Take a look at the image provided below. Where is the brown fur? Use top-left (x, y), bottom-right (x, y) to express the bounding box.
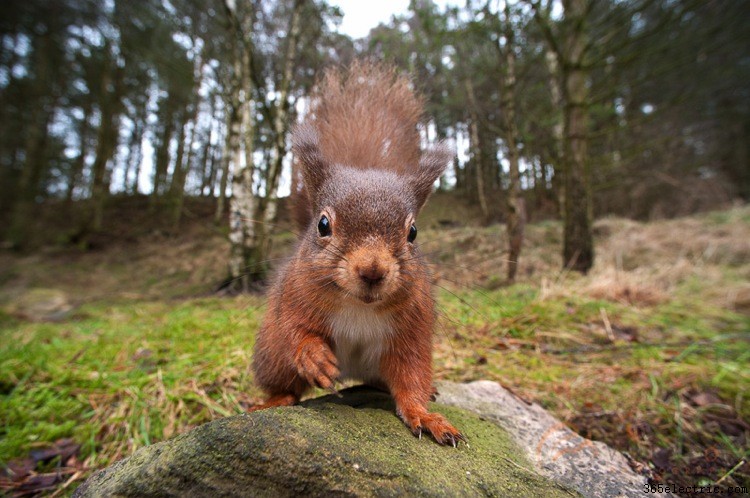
top-left (252, 62), bottom-right (461, 445)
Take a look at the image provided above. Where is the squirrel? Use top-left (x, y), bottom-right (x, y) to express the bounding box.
top-left (250, 62), bottom-right (463, 446)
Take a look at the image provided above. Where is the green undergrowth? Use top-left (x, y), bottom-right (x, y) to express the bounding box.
top-left (1, 285), bottom-right (747, 487)
top-left (0, 297), bottom-right (264, 470)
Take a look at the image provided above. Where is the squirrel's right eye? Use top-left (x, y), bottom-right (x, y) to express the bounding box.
top-left (408, 224), bottom-right (417, 243)
top-left (318, 215), bottom-right (332, 237)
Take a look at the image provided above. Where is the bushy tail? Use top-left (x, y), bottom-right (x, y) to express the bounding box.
top-left (310, 61), bottom-right (424, 172)
top-left (291, 62), bottom-right (426, 231)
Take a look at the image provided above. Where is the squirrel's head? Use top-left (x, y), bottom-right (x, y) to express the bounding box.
top-left (292, 124), bottom-right (452, 305)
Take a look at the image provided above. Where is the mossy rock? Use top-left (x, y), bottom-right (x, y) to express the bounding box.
top-left (75, 386), bottom-right (578, 497)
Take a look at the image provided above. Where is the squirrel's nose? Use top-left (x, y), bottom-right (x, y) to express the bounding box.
top-left (358, 265), bottom-right (387, 286)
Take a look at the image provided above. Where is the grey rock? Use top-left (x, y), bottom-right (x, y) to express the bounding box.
top-left (6, 288), bottom-right (73, 322)
top-left (75, 381), bottom-right (664, 498)
top-left (436, 380), bottom-right (668, 498)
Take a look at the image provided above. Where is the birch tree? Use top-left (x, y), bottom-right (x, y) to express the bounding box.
top-left (221, 0), bottom-right (307, 290)
top-left (248, 0), bottom-right (305, 280)
top-left (222, 0), bottom-right (256, 292)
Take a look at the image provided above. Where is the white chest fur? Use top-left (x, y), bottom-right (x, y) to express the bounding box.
top-left (328, 305), bottom-right (393, 382)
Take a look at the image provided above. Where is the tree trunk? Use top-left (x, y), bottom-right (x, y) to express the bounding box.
top-left (167, 115), bottom-right (189, 224)
top-left (173, 115), bottom-right (199, 227)
top-left (200, 99), bottom-right (218, 197)
top-left (561, 0), bottom-right (593, 273)
top-left (66, 102), bottom-right (91, 204)
top-left (89, 62), bottom-right (122, 232)
top-left (221, 0), bottom-right (256, 291)
top-left (228, 38), bottom-right (258, 288)
top-left (151, 96), bottom-right (177, 210)
top-left (498, 2), bottom-right (525, 283)
top-left (7, 112), bottom-right (51, 248)
top-left (454, 129), bottom-right (465, 192)
top-left (227, 96), bottom-right (254, 290)
top-left (130, 135), bottom-right (144, 195)
top-left (7, 33), bottom-right (53, 248)
top-left (532, 0), bottom-right (594, 273)
top-left (545, 50), bottom-right (565, 218)
top-left (214, 104), bottom-right (236, 223)
top-left (169, 45), bottom-right (205, 224)
top-left (465, 80), bottom-right (490, 222)
top-left (125, 102), bottom-right (148, 195)
top-left (124, 115), bottom-right (144, 195)
top-left (204, 135), bottom-right (219, 198)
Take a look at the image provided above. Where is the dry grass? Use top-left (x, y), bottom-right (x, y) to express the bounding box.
top-left (420, 206), bottom-right (750, 316)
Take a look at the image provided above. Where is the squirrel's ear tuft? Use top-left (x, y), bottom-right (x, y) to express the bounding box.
top-left (292, 123), bottom-right (328, 195)
top-left (412, 142), bottom-right (453, 209)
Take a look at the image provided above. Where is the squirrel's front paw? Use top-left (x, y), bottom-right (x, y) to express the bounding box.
top-left (294, 337), bottom-right (340, 390)
top-left (405, 411), bottom-right (465, 447)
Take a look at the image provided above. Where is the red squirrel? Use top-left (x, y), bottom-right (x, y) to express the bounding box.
top-left (250, 63), bottom-right (463, 446)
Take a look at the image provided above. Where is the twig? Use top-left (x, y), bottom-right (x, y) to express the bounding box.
top-left (50, 470), bottom-right (85, 498)
top-left (600, 307), bottom-right (614, 342)
top-left (715, 459), bottom-right (746, 486)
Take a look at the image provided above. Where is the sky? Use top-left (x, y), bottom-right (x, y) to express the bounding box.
top-left (328, 0), bottom-right (411, 38)
top-left (328, 0), bottom-right (461, 38)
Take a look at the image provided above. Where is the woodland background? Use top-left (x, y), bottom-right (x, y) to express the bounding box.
top-left (0, 0), bottom-right (748, 496)
top-left (1, 0), bottom-right (748, 280)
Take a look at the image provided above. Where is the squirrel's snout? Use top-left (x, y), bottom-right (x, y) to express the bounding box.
top-left (357, 265), bottom-right (388, 286)
top-left (346, 246), bottom-right (397, 301)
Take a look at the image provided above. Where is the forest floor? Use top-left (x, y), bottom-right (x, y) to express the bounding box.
top-left (0, 195), bottom-right (748, 497)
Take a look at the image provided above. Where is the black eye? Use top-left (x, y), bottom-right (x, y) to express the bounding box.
top-left (408, 224), bottom-right (417, 243)
top-left (318, 215), bottom-right (331, 237)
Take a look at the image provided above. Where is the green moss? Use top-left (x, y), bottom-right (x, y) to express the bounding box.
top-left (76, 388), bottom-right (578, 497)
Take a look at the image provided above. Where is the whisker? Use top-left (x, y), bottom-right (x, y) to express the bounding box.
top-left (393, 275), bottom-right (462, 364)
top-left (432, 282), bottom-right (494, 324)
top-left (433, 274), bottom-right (510, 316)
top-left (239, 216), bottom-right (301, 237)
top-left (238, 215), bottom-right (350, 264)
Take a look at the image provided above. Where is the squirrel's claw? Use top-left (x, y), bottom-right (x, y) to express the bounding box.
top-left (446, 432), bottom-right (467, 447)
top-left (405, 411), bottom-right (464, 447)
top-left (327, 382), bottom-right (343, 398)
top-left (411, 425), bottom-right (423, 439)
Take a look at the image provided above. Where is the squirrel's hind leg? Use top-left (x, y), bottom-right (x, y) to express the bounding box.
top-left (248, 372), bottom-right (308, 412)
top-left (247, 392), bottom-right (300, 412)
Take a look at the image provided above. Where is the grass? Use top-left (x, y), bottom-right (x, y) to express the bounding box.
top-left (0, 297), bottom-right (265, 467)
top-left (1, 201), bottom-right (749, 495)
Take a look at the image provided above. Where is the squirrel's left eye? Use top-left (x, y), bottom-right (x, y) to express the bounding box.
top-left (407, 224), bottom-right (417, 243)
top-left (318, 215), bottom-right (332, 237)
